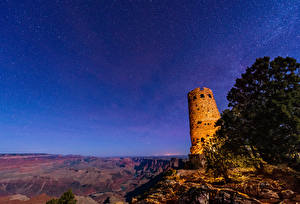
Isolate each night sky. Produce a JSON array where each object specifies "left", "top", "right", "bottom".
[{"left": 1, "top": 0, "right": 299, "bottom": 156}]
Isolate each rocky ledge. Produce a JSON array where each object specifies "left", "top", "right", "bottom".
[{"left": 128, "top": 165, "right": 300, "bottom": 203}]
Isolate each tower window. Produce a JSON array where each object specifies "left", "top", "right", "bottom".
[
  {"left": 201, "top": 138, "right": 205, "bottom": 142},
  {"left": 200, "top": 94, "right": 204, "bottom": 98},
  {"left": 197, "top": 121, "right": 202, "bottom": 124},
  {"left": 193, "top": 96, "right": 197, "bottom": 100},
  {"left": 208, "top": 94, "right": 212, "bottom": 98}
]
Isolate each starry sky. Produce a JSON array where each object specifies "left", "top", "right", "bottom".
[{"left": 0, "top": 0, "right": 299, "bottom": 156}]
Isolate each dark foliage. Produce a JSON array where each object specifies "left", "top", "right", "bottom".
[
  {"left": 46, "top": 190, "right": 77, "bottom": 204},
  {"left": 203, "top": 137, "right": 233, "bottom": 182},
  {"left": 217, "top": 56, "right": 300, "bottom": 166}
]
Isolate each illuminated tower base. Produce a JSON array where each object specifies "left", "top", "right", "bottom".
[{"left": 187, "top": 87, "right": 220, "bottom": 169}]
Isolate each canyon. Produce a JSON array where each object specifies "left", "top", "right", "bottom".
[{"left": 0, "top": 154, "right": 185, "bottom": 203}]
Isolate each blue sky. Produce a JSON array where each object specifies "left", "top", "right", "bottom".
[{"left": 0, "top": 0, "right": 299, "bottom": 156}]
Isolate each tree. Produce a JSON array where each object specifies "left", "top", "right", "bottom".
[
  {"left": 217, "top": 56, "right": 300, "bottom": 166},
  {"left": 46, "top": 190, "right": 77, "bottom": 204},
  {"left": 46, "top": 199, "right": 59, "bottom": 204},
  {"left": 203, "top": 137, "right": 233, "bottom": 182}
]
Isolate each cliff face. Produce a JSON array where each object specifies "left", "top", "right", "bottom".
[
  {"left": 1, "top": 154, "right": 299, "bottom": 204},
  {"left": 130, "top": 167, "right": 300, "bottom": 204},
  {"left": 133, "top": 158, "right": 185, "bottom": 178},
  {"left": 0, "top": 154, "right": 185, "bottom": 204}
]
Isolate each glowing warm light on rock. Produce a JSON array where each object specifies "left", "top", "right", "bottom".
[{"left": 187, "top": 87, "right": 220, "bottom": 155}]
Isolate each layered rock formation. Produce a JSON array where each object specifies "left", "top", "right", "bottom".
[{"left": 0, "top": 154, "right": 185, "bottom": 204}]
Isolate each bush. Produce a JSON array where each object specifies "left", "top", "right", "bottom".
[{"left": 46, "top": 190, "right": 77, "bottom": 204}]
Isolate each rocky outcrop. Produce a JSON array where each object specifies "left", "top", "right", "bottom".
[
  {"left": 129, "top": 167, "right": 300, "bottom": 204},
  {"left": 75, "top": 195, "right": 99, "bottom": 204},
  {"left": 179, "top": 186, "right": 261, "bottom": 204},
  {"left": 133, "top": 158, "right": 185, "bottom": 178}
]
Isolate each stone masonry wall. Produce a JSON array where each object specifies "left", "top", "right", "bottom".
[{"left": 188, "top": 87, "right": 220, "bottom": 155}]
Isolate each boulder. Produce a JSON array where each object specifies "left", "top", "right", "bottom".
[
  {"left": 259, "top": 189, "right": 279, "bottom": 199},
  {"left": 280, "top": 190, "right": 295, "bottom": 199}
]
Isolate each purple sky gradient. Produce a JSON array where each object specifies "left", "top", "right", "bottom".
[{"left": 0, "top": 0, "right": 299, "bottom": 156}]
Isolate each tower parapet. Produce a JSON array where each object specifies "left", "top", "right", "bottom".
[{"left": 188, "top": 87, "right": 220, "bottom": 156}]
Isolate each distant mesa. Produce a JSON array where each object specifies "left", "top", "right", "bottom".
[{"left": 0, "top": 154, "right": 185, "bottom": 204}]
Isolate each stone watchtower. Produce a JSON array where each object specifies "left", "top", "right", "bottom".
[{"left": 187, "top": 87, "right": 220, "bottom": 168}]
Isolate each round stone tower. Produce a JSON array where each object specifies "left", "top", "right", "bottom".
[{"left": 188, "top": 87, "right": 220, "bottom": 156}]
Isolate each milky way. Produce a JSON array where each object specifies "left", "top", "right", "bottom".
[{"left": 0, "top": 0, "right": 299, "bottom": 156}]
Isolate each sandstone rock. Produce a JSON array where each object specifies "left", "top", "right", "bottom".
[
  {"left": 259, "top": 189, "right": 279, "bottom": 199},
  {"left": 9, "top": 194, "right": 30, "bottom": 201},
  {"left": 280, "top": 190, "right": 295, "bottom": 199},
  {"left": 75, "top": 195, "right": 98, "bottom": 204},
  {"left": 259, "top": 181, "right": 272, "bottom": 190},
  {"left": 165, "top": 179, "right": 177, "bottom": 186}
]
